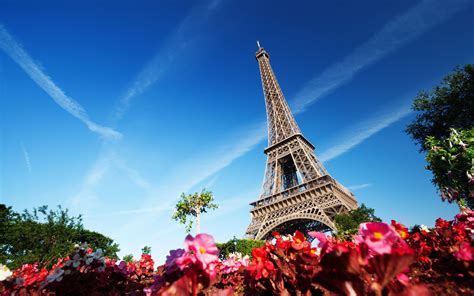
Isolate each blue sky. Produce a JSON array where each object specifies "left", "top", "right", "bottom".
[{"left": 1, "top": 0, "right": 473, "bottom": 261}]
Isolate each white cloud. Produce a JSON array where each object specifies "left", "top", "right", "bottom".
[
  {"left": 346, "top": 183, "right": 373, "bottom": 191},
  {"left": 70, "top": 153, "right": 112, "bottom": 212},
  {"left": 20, "top": 142, "right": 31, "bottom": 173},
  {"left": 319, "top": 105, "right": 412, "bottom": 162},
  {"left": 112, "top": 0, "right": 224, "bottom": 120},
  {"left": 0, "top": 25, "right": 122, "bottom": 140},
  {"left": 291, "top": 0, "right": 471, "bottom": 114}
]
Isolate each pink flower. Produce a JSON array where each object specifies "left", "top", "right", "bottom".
[
  {"left": 396, "top": 273, "right": 410, "bottom": 286},
  {"left": 355, "top": 222, "right": 399, "bottom": 255},
  {"left": 308, "top": 231, "right": 329, "bottom": 250},
  {"left": 175, "top": 234, "right": 219, "bottom": 278},
  {"left": 143, "top": 287, "right": 152, "bottom": 296},
  {"left": 455, "top": 241, "right": 473, "bottom": 261},
  {"left": 220, "top": 253, "right": 249, "bottom": 274}
]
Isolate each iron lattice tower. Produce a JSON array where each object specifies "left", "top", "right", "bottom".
[{"left": 246, "top": 43, "right": 358, "bottom": 240}]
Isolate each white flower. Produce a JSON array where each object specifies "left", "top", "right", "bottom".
[
  {"left": 0, "top": 264, "right": 13, "bottom": 281},
  {"left": 420, "top": 225, "right": 430, "bottom": 232}
]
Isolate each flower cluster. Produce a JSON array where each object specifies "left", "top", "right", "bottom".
[
  {"left": 1, "top": 212, "right": 472, "bottom": 295},
  {"left": 12, "top": 263, "right": 48, "bottom": 288},
  {"left": 220, "top": 252, "right": 249, "bottom": 274},
  {"left": 151, "top": 233, "right": 221, "bottom": 295}
]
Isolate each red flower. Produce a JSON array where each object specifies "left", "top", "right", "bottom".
[
  {"left": 247, "top": 247, "right": 275, "bottom": 280},
  {"left": 435, "top": 218, "right": 450, "bottom": 229},
  {"left": 391, "top": 220, "right": 409, "bottom": 239},
  {"left": 291, "top": 231, "right": 308, "bottom": 250}
]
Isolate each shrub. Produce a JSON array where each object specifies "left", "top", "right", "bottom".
[{"left": 217, "top": 238, "right": 265, "bottom": 260}]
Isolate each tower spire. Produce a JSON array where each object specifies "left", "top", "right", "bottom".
[{"left": 255, "top": 46, "right": 301, "bottom": 146}]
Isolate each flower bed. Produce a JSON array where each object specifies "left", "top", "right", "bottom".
[{"left": 1, "top": 211, "right": 473, "bottom": 295}]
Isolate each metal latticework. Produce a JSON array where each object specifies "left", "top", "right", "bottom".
[{"left": 246, "top": 45, "right": 358, "bottom": 240}]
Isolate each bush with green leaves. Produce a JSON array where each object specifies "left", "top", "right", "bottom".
[
  {"left": 334, "top": 203, "right": 381, "bottom": 241},
  {"left": 0, "top": 205, "right": 119, "bottom": 269},
  {"left": 216, "top": 238, "right": 264, "bottom": 260},
  {"left": 425, "top": 128, "right": 474, "bottom": 208}
]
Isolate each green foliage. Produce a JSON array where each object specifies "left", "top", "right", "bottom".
[
  {"left": 141, "top": 246, "right": 151, "bottom": 255},
  {"left": 172, "top": 189, "right": 218, "bottom": 233},
  {"left": 334, "top": 204, "right": 382, "bottom": 241},
  {"left": 425, "top": 128, "right": 474, "bottom": 209},
  {"left": 122, "top": 254, "right": 134, "bottom": 263},
  {"left": 0, "top": 204, "right": 119, "bottom": 269},
  {"left": 406, "top": 64, "right": 474, "bottom": 152},
  {"left": 216, "top": 237, "right": 265, "bottom": 260}
]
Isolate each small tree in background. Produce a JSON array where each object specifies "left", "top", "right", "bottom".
[
  {"left": 425, "top": 128, "right": 474, "bottom": 209},
  {"left": 334, "top": 203, "right": 381, "bottom": 241},
  {"left": 216, "top": 238, "right": 265, "bottom": 260},
  {"left": 406, "top": 64, "right": 474, "bottom": 152},
  {"left": 172, "top": 189, "right": 218, "bottom": 234}
]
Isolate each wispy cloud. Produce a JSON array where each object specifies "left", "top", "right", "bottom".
[
  {"left": 347, "top": 183, "right": 373, "bottom": 191},
  {"left": 70, "top": 154, "right": 112, "bottom": 211},
  {"left": 169, "top": 122, "right": 266, "bottom": 194},
  {"left": 20, "top": 142, "right": 31, "bottom": 173},
  {"left": 291, "top": 0, "right": 471, "bottom": 114},
  {"left": 84, "top": 204, "right": 172, "bottom": 218},
  {"left": 0, "top": 25, "right": 122, "bottom": 140},
  {"left": 319, "top": 105, "right": 412, "bottom": 162},
  {"left": 70, "top": 149, "right": 157, "bottom": 213},
  {"left": 112, "top": 0, "right": 223, "bottom": 120}
]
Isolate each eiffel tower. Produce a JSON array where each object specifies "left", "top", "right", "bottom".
[{"left": 246, "top": 43, "right": 358, "bottom": 240}]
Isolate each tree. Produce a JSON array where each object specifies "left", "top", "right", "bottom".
[
  {"left": 216, "top": 238, "right": 265, "bottom": 260},
  {"left": 0, "top": 204, "right": 119, "bottom": 269},
  {"left": 425, "top": 128, "right": 474, "bottom": 209},
  {"left": 172, "top": 189, "right": 218, "bottom": 234},
  {"left": 406, "top": 64, "right": 474, "bottom": 152},
  {"left": 334, "top": 204, "right": 381, "bottom": 241}
]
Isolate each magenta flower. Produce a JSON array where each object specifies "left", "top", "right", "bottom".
[
  {"left": 165, "top": 248, "right": 185, "bottom": 274},
  {"left": 455, "top": 241, "right": 473, "bottom": 261},
  {"left": 187, "top": 234, "right": 218, "bottom": 268},
  {"left": 355, "top": 222, "right": 400, "bottom": 255},
  {"left": 175, "top": 234, "right": 219, "bottom": 278},
  {"left": 308, "top": 231, "right": 328, "bottom": 249}
]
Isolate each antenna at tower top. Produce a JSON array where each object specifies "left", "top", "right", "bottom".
[{"left": 257, "top": 40, "right": 261, "bottom": 49}]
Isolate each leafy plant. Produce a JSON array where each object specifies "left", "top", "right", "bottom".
[
  {"left": 425, "top": 128, "right": 474, "bottom": 208},
  {"left": 406, "top": 64, "right": 474, "bottom": 152},
  {"left": 122, "top": 254, "right": 134, "bottom": 263},
  {"left": 141, "top": 246, "right": 152, "bottom": 255},
  {"left": 216, "top": 238, "right": 264, "bottom": 260},
  {"left": 0, "top": 204, "right": 119, "bottom": 269},
  {"left": 172, "top": 189, "right": 218, "bottom": 233},
  {"left": 334, "top": 203, "right": 382, "bottom": 241}
]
